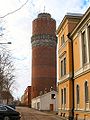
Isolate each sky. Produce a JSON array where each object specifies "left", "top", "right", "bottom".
[{"left": 0, "top": 0, "right": 90, "bottom": 99}]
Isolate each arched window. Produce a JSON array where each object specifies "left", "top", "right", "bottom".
[
  {"left": 85, "top": 81, "right": 88, "bottom": 103},
  {"left": 76, "top": 85, "right": 80, "bottom": 104}
]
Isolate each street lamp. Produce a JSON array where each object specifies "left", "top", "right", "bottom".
[{"left": 0, "top": 42, "right": 12, "bottom": 44}]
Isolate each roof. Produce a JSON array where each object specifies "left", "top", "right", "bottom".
[
  {"left": 56, "top": 13, "right": 83, "bottom": 34},
  {"left": 66, "top": 12, "right": 83, "bottom": 16},
  {"left": 71, "top": 7, "right": 90, "bottom": 37}
]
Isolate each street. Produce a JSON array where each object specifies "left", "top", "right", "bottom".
[{"left": 16, "top": 107, "right": 61, "bottom": 120}]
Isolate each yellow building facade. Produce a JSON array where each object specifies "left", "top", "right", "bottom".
[{"left": 57, "top": 7, "right": 90, "bottom": 120}]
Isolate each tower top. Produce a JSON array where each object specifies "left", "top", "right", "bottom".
[{"left": 38, "top": 13, "right": 51, "bottom": 18}]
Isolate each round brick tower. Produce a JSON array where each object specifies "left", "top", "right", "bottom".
[{"left": 31, "top": 13, "right": 57, "bottom": 99}]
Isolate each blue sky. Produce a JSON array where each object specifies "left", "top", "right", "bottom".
[
  {"left": 82, "top": 0, "right": 89, "bottom": 6},
  {"left": 0, "top": 0, "right": 90, "bottom": 99}
]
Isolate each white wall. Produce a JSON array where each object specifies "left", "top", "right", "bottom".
[{"left": 31, "top": 90, "right": 58, "bottom": 111}]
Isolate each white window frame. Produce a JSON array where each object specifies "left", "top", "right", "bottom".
[{"left": 79, "top": 25, "right": 90, "bottom": 68}]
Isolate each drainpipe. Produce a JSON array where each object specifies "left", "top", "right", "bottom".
[{"left": 67, "top": 33, "right": 74, "bottom": 120}]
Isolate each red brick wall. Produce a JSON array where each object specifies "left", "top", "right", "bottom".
[
  {"left": 31, "top": 13, "right": 57, "bottom": 99},
  {"left": 32, "top": 46, "right": 57, "bottom": 98},
  {"left": 24, "top": 86, "right": 31, "bottom": 107},
  {"left": 32, "top": 14, "right": 56, "bottom": 36}
]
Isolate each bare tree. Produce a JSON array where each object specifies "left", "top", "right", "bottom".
[{"left": 0, "top": 47, "right": 15, "bottom": 92}]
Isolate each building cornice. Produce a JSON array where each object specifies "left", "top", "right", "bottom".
[
  {"left": 71, "top": 7, "right": 90, "bottom": 37},
  {"left": 56, "top": 15, "right": 82, "bottom": 35},
  {"left": 58, "top": 73, "right": 72, "bottom": 84},
  {"left": 74, "top": 63, "right": 90, "bottom": 79}
]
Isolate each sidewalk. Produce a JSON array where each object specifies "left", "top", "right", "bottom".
[
  {"left": 40, "top": 110, "right": 67, "bottom": 120},
  {"left": 41, "top": 110, "right": 58, "bottom": 115}
]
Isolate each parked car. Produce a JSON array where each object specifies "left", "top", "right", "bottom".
[
  {"left": 0, "top": 104, "right": 21, "bottom": 120},
  {"left": 8, "top": 104, "right": 16, "bottom": 109}
]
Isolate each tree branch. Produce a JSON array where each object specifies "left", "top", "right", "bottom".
[{"left": 0, "top": 0, "right": 29, "bottom": 18}]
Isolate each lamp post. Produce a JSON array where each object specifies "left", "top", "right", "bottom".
[
  {"left": 0, "top": 24, "right": 12, "bottom": 100},
  {"left": 0, "top": 42, "right": 12, "bottom": 44},
  {"left": 0, "top": 41, "right": 12, "bottom": 74}
]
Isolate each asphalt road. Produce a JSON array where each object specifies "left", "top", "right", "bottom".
[{"left": 16, "top": 107, "right": 61, "bottom": 120}]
